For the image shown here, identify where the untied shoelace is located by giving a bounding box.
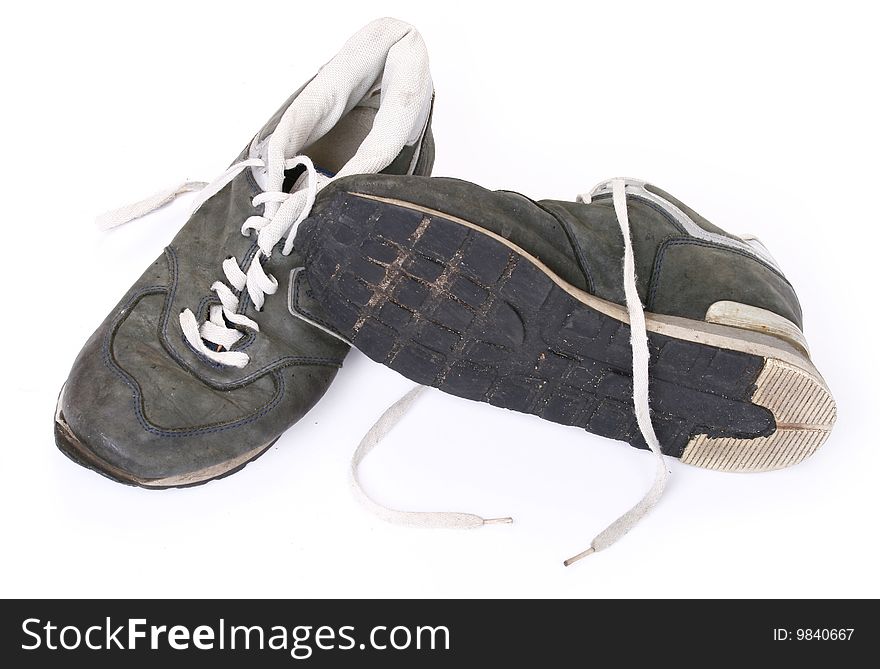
[97,155,327,368]
[102,174,669,564]
[348,178,670,565]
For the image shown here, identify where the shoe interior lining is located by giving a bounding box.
[303,92,379,176]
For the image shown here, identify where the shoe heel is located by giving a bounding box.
[680,354,836,472]
[303,190,837,473]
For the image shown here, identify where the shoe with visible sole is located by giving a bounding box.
[295,174,836,473]
[55,18,435,488]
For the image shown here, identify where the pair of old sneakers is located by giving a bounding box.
[56,18,836,562]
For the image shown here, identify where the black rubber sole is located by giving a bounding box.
[301,193,778,459]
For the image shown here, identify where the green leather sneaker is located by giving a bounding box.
[54,18,435,487]
[295,175,836,476]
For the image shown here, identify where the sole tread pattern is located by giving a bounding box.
[302,194,835,469]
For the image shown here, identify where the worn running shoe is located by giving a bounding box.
[55,18,435,487]
[296,175,836,476]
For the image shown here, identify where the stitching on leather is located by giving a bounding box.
[179,331,228,370]
[291,271,345,336]
[198,242,258,352]
[244,155,261,193]
[490,190,596,293]
[100,287,290,437]
[91,172,340,439]
[195,295,217,318]
[595,192,791,286]
[647,237,798,311]
[590,192,688,237]
[194,294,254,352]
[194,295,257,351]
[230,330,257,352]
[159,247,343,390]
[533,200,596,293]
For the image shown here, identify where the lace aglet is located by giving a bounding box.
[482,516,514,526]
[563,547,595,567]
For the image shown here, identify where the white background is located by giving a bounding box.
[2,1,878,598]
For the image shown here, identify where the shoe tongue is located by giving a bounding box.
[250,19,433,190]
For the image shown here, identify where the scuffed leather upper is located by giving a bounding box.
[60,97,434,482]
[302,175,803,330]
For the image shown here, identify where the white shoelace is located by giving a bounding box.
[564,178,670,564]
[352,178,670,564]
[351,386,513,529]
[94,17,434,368]
[180,156,323,367]
[98,156,325,368]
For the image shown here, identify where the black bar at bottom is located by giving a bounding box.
[1,599,872,665]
